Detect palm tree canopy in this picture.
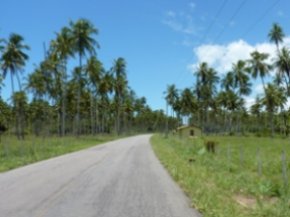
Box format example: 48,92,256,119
70,19,99,59
268,23,285,48
180,88,197,115
1,33,29,79
248,51,271,79
51,27,74,61
221,71,234,91
113,58,126,78
262,83,287,113
85,56,104,86
275,46,290,78
195,62,219,100
27,68,47,99
232,60,251,96
165,84,179,107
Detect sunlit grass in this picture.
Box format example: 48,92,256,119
151,134,290,217
0,134,121,172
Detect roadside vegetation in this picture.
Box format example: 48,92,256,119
159,23,290,216
0,134,122,172
0,18,177,171
151,134,289,217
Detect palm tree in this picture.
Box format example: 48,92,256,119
262,83,287,137
165,84,179,118
195,62,219,132
268,23,290,95
27,67,47,100
70,18,99,136
112,58,128,135
232,60,251,97
99,72,113,133
50,26,74,136
248,51,271,92
268,23,284,52
221,71,235,92
180,88,197,125
274,47,290,92
12,91,28,139
85,56,104,134
1,33,29,94
231,60,251,133
0,33,29,139
250,97,263,132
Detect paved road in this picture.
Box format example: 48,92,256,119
0,135,201,217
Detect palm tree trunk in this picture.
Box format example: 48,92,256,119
90,92,94,135
270,111,274,137
165,101,168,138
95,101,99,134
61,61,67,137
76,54,82,137
10,73,17,139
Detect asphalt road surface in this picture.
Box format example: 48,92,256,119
0,135,201,217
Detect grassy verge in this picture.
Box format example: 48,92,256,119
0,134,122,172
151,134,290,217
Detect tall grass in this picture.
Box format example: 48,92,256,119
151,134,290,217
0,134,120,172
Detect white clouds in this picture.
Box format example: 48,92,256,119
163,2,199,36
191,39,254,73
163,10,198,35
189,38,290,74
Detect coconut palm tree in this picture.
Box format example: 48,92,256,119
1,33,29,94
232,60,251,97
195,62,219,132
248,51,271,92
180,88,197,125
85,56,104,134
165,84,179,118
250,96,263,132
231,60,251,133
274,47,290,92
195,63,219,132
262,83,287,137
221,71,235,92
50,26,74,136
27,67,47,100
112,58,128,135
70,18,99,136
268,23,285,51
0,34,29,139
99,72,113,133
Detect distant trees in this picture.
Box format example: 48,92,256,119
163,22,290,136
0,19,173,139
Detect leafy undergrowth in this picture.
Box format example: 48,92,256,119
151,134,290,217
0,134,122,172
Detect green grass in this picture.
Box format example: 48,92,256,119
151,134,290,217
0,134,121,172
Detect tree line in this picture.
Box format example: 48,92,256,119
0,18,176,139
165,23,290,137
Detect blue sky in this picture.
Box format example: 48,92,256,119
1,0,290,110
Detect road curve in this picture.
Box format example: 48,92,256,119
0,135,201,217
